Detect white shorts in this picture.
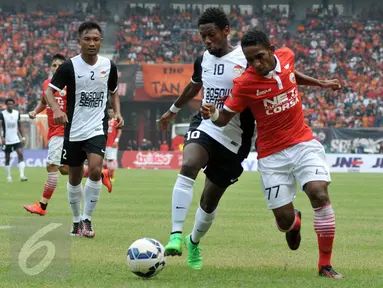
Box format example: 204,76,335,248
105,147,117,160
258,139,331,210
47,136,64,166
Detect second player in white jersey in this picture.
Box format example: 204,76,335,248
192,46,248,153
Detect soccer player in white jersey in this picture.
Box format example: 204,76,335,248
157,8,255,269
44,21,124,238
0,98,27,182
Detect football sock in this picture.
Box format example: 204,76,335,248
191,205,216,244
42,172,59,200
67,182,83,223
5,165,10,177
314,204,335,270
82,178,101,221
171,174,195,233
107,160,117,178
18,161,25,178
83,165,89,178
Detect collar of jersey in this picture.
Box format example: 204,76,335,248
263,55,281,79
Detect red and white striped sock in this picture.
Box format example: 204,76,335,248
314,204,336,270
42,171,59,200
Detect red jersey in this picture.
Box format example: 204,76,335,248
224,48,313,159
42,78,67,140
106,119,119,147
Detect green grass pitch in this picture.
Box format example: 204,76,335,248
0,168,382,287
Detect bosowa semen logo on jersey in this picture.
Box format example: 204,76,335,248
263,87,299,115
79,91,105,108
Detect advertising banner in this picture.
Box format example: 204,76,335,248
0,150,48,167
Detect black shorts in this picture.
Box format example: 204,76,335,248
61,135,106,167
4,142,22,153
184,128,247,188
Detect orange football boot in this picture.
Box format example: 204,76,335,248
101,169,112,193
24,202,47,216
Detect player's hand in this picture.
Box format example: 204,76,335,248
21,137,26,145
321,79,341,91
156,111,176,131
200,103,216,119
53,108,68,125
115,114,124,129
28,111,37,119
112,142,118,148
0,137,5,145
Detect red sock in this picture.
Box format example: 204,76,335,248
276,211,301,232
107,160,117,178
42,172,59,199
83,165,89,178
314,204,335,270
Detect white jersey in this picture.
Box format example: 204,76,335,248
0,109,20,145
49,54,118,142
191,46,253,153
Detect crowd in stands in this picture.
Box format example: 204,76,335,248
0,3,382,129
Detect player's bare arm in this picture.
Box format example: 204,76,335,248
295,71,341,91
29,96,47,119
110,90,124,128
18,118,25,144
0,119,4,144
157,81,202,131
45,87,67,125
112,126,122,148
200,103,236,127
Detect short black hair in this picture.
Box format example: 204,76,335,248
52,53,66,62
5,98,14,104
78,21,102,36
241,28,271,48
198,8,229,29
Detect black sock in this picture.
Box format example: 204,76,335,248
190,236,199,245
40,202,47,210
171,231,182,235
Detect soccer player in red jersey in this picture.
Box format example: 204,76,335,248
201,28,343,278
24,54,112,216
105,107,122,181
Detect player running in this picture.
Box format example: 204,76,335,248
0,98,27,182
23,54,112,216
105,107,122,182
157,8,256,269
201,28,343,278
45,21,123,237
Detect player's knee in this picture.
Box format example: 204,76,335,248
199,198,218,214
59,166,69,175
274,209,295,231
88,166,102,181
180,160,201,180
305,182,330,207
46,164,59,173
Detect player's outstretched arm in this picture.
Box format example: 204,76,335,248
157,81,202,131
29,97,47,119
200,103,235,127
295,71,341,91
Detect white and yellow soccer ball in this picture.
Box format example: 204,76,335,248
126,238,166,278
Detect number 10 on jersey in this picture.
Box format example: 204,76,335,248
213,64,224,75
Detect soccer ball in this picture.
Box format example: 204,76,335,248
126,238,166,278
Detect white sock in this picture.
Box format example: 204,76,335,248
191,206,217,243
82,178,102,221
67,182,83,223
5,165,10,178
171,174,195,233
18,161,25,178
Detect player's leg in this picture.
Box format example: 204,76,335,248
258,154,302,250
62,140,86,236
185,149,242,269
4,146,12,182
293,140,343,278
165,130,211,256
82,160,111,192
81,135,108,238
106,147,118,181
15,144,27,181
185,177,225,269
24,136,64,215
